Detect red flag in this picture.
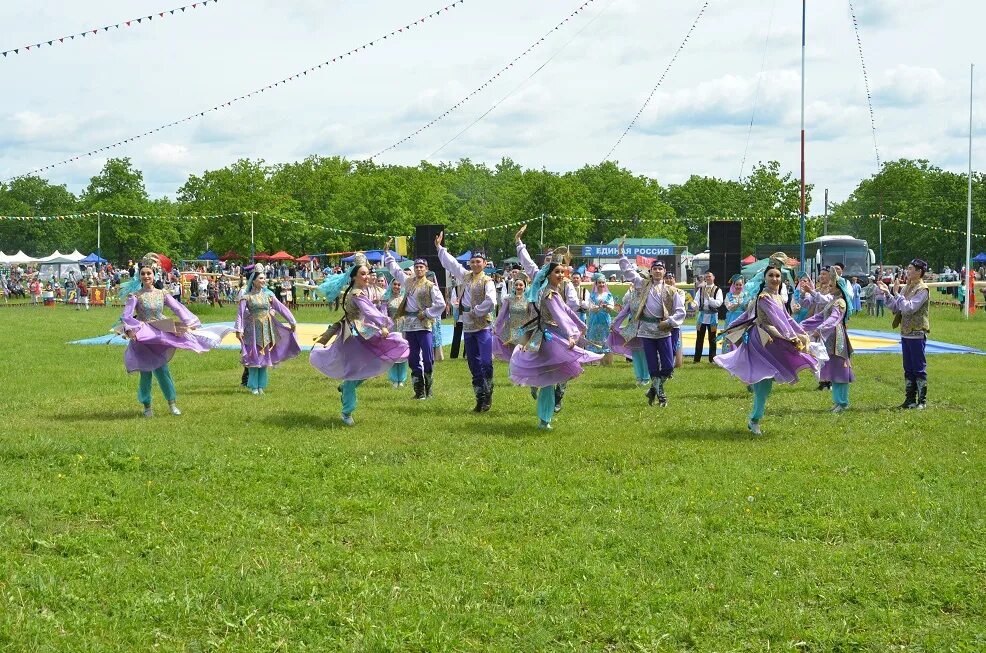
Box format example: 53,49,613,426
635,255,654,268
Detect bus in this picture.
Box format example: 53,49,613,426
803,235,875,285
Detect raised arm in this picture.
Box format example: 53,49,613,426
436,232,466,283
271,296,297,327
515,226,540,278
165,293,201,329
886,287,928,315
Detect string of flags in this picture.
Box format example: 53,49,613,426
0,210,256,221
277,217,393,239
604,1,709,160
445,218,533,237
371,0,598,159
880,214,985,239
7,0,466,182
2,1,219,60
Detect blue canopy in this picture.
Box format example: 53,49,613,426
455,250,472,262
79,252,108,264
341,249,404,264
972,252,986,264
197,250,220,261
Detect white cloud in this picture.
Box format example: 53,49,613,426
147,143,190,165
874,64,947,107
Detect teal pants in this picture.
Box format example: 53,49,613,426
631,349,648,383
750,379,773,423
831,382,850,407
247,367,269,390
388,362,409,385
536,386,555,424
341,380,364,416
138,364,176,405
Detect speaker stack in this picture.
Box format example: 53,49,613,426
708,220,742,291
415,224,446,289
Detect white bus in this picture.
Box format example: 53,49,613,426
804,235,875,284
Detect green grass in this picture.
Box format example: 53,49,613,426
0,304,984,651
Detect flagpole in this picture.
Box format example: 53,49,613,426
799,0,806,275
965,63,974,318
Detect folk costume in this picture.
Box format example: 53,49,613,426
885,258,931,409
722,275,746,353
492,287,534,361
385,283,410,387
235,270,301,394
509,262,603,429
310,254,410,426
609,284,650,385
693,278,723,363
715,265,818,436
801,275,856,411
584,273,615,356
437,245,497,412
384,253,446,399
617,256,686,407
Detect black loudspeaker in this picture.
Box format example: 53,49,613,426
416,224,446,289
708,221,742,317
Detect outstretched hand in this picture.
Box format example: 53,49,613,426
434,230,444,249
384,237,392,252
515,224,527,244
618,234,626,257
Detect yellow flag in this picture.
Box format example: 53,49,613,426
395,236,408,257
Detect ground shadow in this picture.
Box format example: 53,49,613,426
656,424,766,442
52,409,142,422
264,411,352,430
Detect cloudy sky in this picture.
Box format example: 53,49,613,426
1,0,983,212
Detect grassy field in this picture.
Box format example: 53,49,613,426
0,302,984,651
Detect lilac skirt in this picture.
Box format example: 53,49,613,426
508,335,603,387
310,332,409,381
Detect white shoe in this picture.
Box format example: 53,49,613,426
537,420,553,430
168,402,181,416
831,404,847,413
142,405,153,418
747,419,762,437
251,388,261,395
392,382,400,388
341,413,355,426
258,388,264,395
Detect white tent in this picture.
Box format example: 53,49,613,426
0,251,8,264
7,251,38,264
66,249,86,262
38,250,64,262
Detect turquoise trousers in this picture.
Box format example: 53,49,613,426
138,364,176,405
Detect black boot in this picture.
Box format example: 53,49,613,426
423,372,433,399
646,378,657,406
412,374,425,400
553,383,565,414
657,376,668,407
916,379,927,410
817,381,831,391
530,386,538,400
898,379,917,409
473,384,484,412
480,380,493,412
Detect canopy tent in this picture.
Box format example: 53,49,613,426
66,250,86,262
268,250,295,261
219,249,244,261
8,251,39,264
253,252,271,260
0,252,7,264
197,250,220,261
38,250,65,262
294,255,312,263
741,254,757,264
501,256,520,265
455,250,472,262
972,252,986,264
341,250,403,263
79,252,108,264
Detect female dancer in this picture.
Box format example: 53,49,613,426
584,273,615,363
310,254,410,426
721,274,746,354
385,277,410,388
715,264,817,436
492,274,533,361
609,280,649,386
235,268,301,395
801,272,855,412
119,259,212,417
509,257,602,429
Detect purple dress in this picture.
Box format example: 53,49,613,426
120,289,211,373
310,288,410,381
236,291,301,368
492,294,534,362
607,289,642,357
714,292,817,385
800,298,855,383
508,286,603,387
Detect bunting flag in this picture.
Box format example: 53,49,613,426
880,214,985,239
2,1,220,60
6,0,466,182
0,210,256,221
372,0,597,160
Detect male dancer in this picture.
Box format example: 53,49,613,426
383,241,446,399
800,265,835,390
617,236,685,407
877,259,931,409
692,271,723,363
436,232,497,412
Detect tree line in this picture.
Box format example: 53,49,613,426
0,155,981,268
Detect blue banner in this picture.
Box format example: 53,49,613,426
577,245,674,258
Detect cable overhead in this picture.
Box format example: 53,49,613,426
848,0,881,170
427,0,615,160
371,0,599,160
738,0,777,181
6,0,467,182
602,1,709,161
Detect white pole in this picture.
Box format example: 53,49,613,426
540,213,545,252
965,63,975,318
251,214,255,262
799,0,807,275
97,214,101,259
